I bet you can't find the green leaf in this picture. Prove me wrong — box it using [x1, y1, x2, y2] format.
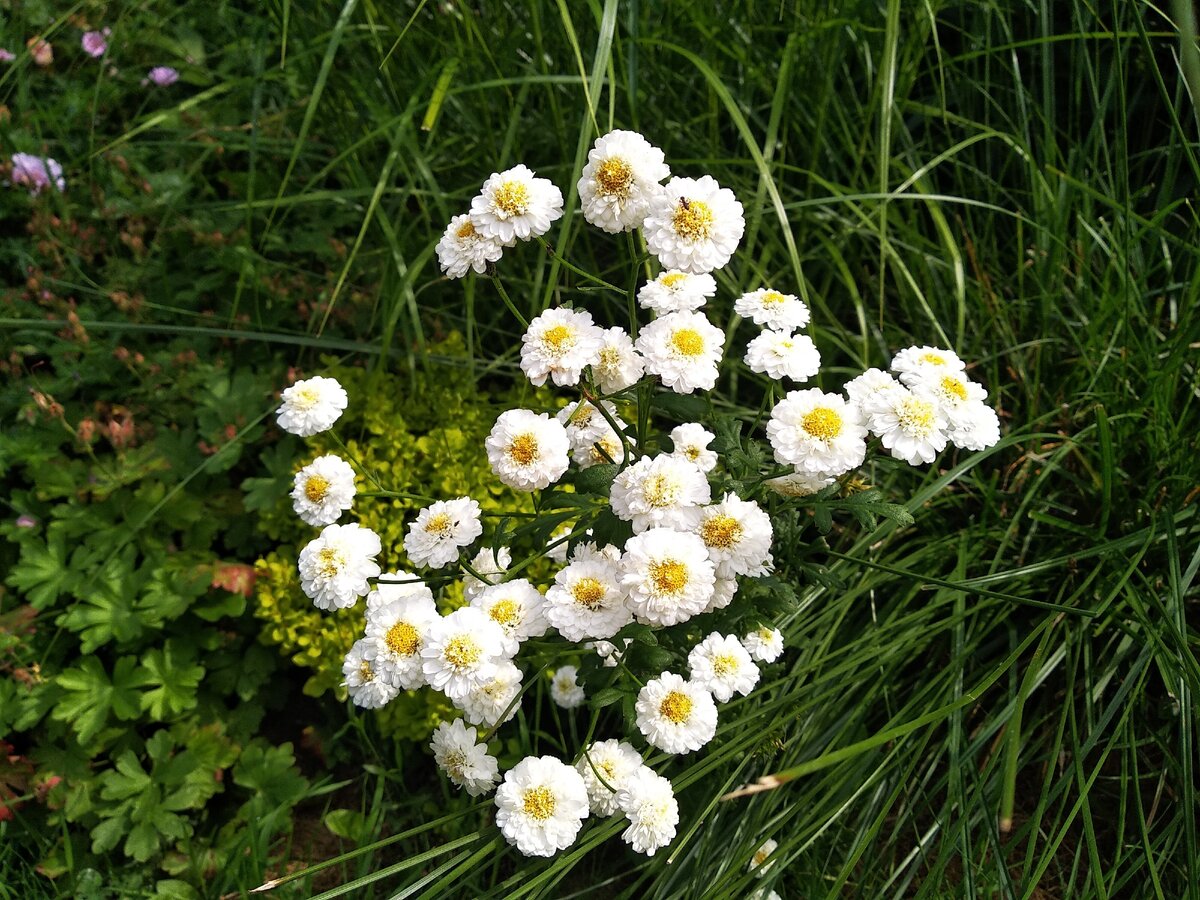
[651, 392, 710, 421]
[6, 528, 76, 609]
[573, 463, 619, 497]
[54, 657, 144, 745]
[589, 687, 624, 708]
[325, 808, 369, 842]
[138, 641, 205, 721]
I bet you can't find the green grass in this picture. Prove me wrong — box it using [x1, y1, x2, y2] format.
[3, 0, 1199, 897]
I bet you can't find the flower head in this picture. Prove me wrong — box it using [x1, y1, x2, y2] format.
[486, 409, 571, 491]
[643, 175, 745, 273]
[291, 454, 356, 526]
[621, 528, 715, 627]
[494, 756, 590, 857]
[766, 389, 867, 476]
[946, 401, 1001, 451]
[146, 66, 179, 86]
[635, 310, 725, 394]
[734, 288, 810, 332]
[845, 368, 904, 409]
[436, 212, 504, 278]
[298, 523, 382, 610]
[635, 672, 718, 754]
[637, 270, 717, 314]
[695, 493, 773, 578]
[81, 30, 109, 58]
[470, 579, 547, 656]
[764, 469, 836, 498]
[592, 326, 645, 394]
[463, 545, 512, 600]
[550, 665, 585, 709]
[616, 768, 679, 856]
[421, 607, 508, 701]
[610, 454, 711, 533]
[545, 557, 632, 642]
[745, 330, 821, 383]
[364, 577, 439, 689]
[343, 639, 399, 708]
[430, 719, 500, 797]
[863, 386, 949, 465]
[577, 130, 670, 233]
[455, 659, 523, 728]
[520, 307, 605, 388]
[276, 375, 347, 437]
[575, 739, 642, 816]
[27, 38, 53, 67]
[470, 164, 564, 245]
[750, 838, 778, 875]
[404, 497, 482, 568]
[890, 345, 966, 381]
[669, 423, 718, 473]
[688, 632, 760, 702]
[10, 153, 66, 195]
[741, 626, 784, 663]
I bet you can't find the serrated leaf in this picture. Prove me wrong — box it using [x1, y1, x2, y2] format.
[138, 641, 204, 721]
[6, 528, 76, 609]
[54, 657, 145, 745]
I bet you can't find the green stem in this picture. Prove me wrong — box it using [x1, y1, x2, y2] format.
[535, 236, 624, 292]
[491, 274, 529, 328]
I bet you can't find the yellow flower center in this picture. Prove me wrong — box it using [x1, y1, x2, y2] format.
[444, 635, 481, 669]
[941, 376, 968, 401]
[316, 547, 345, 577]
[672, 198, 714, 241]
[293, 385, 321, 409]
[761, 290, 786, 306]
[896, 397, 937, 437]
[649, 560, 688, 595]
[757, 627, 774, 641]
[425, 512, 454, 536]
[358, 660, 374, 682]
[670, 328, 705, 357]
[753, 848, 771, 866]
[597, 346, 622, 372]
[443, 750, 466, 777]
[801, 406, 843, 441]
[488, 598, 522, 629]
[508, 433, 539, 466]
[541, 324, 575, 355]
[385, 621, 421, 657]
[304, 474, 331, 503]
[492, 179, 529, 217]
[456, 220, 477, 239]
[589, 436, 620, 465]
[701, 514, 743, 550]
[571, 577, 606, 609]
[643, 473, 680, 507]
[659, 690, 693, 724]
[919, 352, 946, 366]
[711, 653, 738, 677]
[522, 785, 557, 820]
[683, 446, 701, 461]
[598, 759, 617, 779]
[595, 157, 634, 196]
[660, 272, 688, 288]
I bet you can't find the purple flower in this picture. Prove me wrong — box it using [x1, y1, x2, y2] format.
[15, 515, 37, 529]
[10, 153, 66, 195]
[146, 66, 179, 86]
[0, 48, 15, 63]
[81, 29, 110, 58]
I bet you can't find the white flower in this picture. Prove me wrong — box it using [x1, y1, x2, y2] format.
[592, 326, 645, 394]
[741, 626, 784, 663]
[734, 288, 810, 331]
[642, 175, 745, 274]
[550, 666, 586, 709]
[635, 672, 718, 754]
[695, 494, 773, 578]
[750, 838, 778, 875]
[616, 767, 679, 856]
[610, 454, 711, 533]
[588, 638, 632, 667]
[575, 740, 643, 817]
[520, 307, 605, 388]
[470, 164, 564, 245]
[635, 310, 725, 394]
[291, 454, 357, 526]
[430, 719, 500, 797]
[471, 579, 548, 656]
[863, 386, 949, 465]
[577, 130, 670, 233]
[570, 541, 622, 564]
[421, 607, 509, 701]
[573, 421, 625, 470]
[486, 409, 571, 491]
[766, 389, 868, 476]
[890, 345, 966, 381]
[455, 660, 523, 728]
[637, 270, 718, 314]
[845, 367, 904, 409]
[494, 756, 590, 857]
[435, 212, 504, 278]
[745, 330, 821, 383]
[364, 576, 439, 690]
[688, 633, 760, 702]
[404, 497, 483, 568]
[765, 469, 836, 497]
[343, 639, 399, 709]
[463, 546, 512, 600]
[276, 375, 347, 437]
[908, 370, 989, 429]
[703, 575, 739, 614]
[947, 401, 1001, 451]
[622, 528, 715, 626]
[669, 423, 717, 473]
[298, 523, 382, 610]
[545, 557, 632, 641]
[557, 400, 622, 452]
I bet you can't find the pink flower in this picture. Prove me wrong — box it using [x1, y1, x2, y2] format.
[81, 29, 109, 58]
[0, 49, 15, 63]
[146, 66, 179, 86]
[10, 153, 66, 194]
[15, 515, 37, 528]
[27, 37, 52, 67]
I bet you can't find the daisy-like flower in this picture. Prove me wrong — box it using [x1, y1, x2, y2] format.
[81, 29, 109, 58]
[642, 175, 745, 274]
[298, 523, 381, 610]
[276, 375, 348, 437]
[616, 768, 679, 857]
[435, 212, 504, 278]
[947, 401, 1001, 451]
[557, 400, 622, 452]
[494, 756, 590, 857]
[470, 164, 564, 245]
[589, 638, 632, 667]
[704, 575, 739, 614]
[550, 665, 586, 709]
[577, 130, 670, 233]
[486, 409, 571, 491]
[592, 326, 645, 394]
[741, 626, 784, 663]
[10, 153, 65, 195]
[421, 607, 509, 701]
[364, 578, 439, 690]
[575, 739, 642, 816]
[343, 639, 399, 709]
[291, 454, 356, 526]
[745, 330, 821, 383]
[669, 423, 718, 473]
[734, 288, 810, 332]
[621, 529, 715, 627]
[845, 367, 904, 409]
[695, 494, 773, 578]
[765, 469, 836, 498]
[570, 541, 623, 564]
[430, 719, 500, 797]
[463, 545, 512, 600]
[545, 557, 632, 641]
[455, 660, 523, 728]
[609, 454, 711, 533]
[766, 389, 868, 476]
[520, 307, 605, 388]
[635, 672, 718, 754]
[146, 66, 179, 86]
[750, 838, 778, 876]
[688, 633, 760, 702]
[890, 345, 966, 382]
[471, 579, 547, 655]
[908, 369, 989, 428]
[572, 421, 625, 470]
[404, 497, 483, 568]
[635, 310, 725, 394]
[636, 270, 718, 314]
[863, 386, 949, 465]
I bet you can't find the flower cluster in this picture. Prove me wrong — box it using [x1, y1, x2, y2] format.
[274, 129, 1002, 862]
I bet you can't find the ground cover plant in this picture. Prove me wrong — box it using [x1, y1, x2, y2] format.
[1, 1, 1198, 898]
